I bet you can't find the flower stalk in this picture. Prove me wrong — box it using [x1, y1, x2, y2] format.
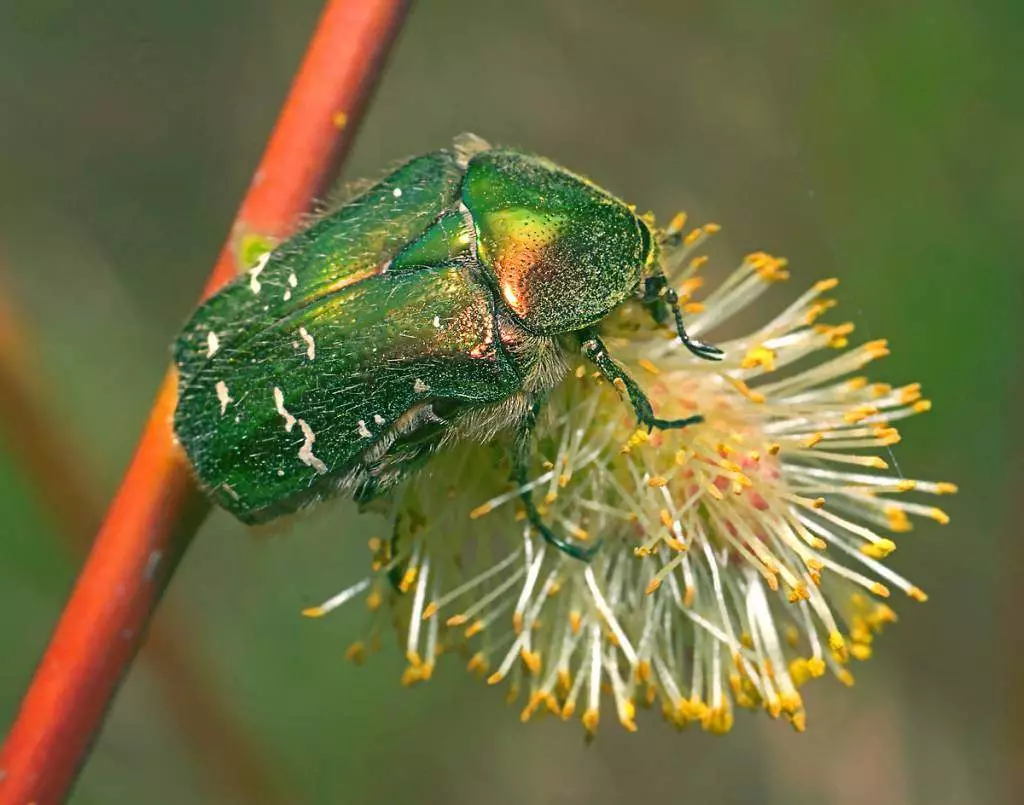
[0, 2, 410, 802]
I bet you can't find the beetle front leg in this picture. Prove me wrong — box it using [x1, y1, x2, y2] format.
[580, 330, 704, 433]
[642, 271, 724, 361]
[513, 399, 600, 562]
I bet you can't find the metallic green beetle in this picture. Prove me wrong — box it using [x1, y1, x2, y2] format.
[174, 134, 722, 559]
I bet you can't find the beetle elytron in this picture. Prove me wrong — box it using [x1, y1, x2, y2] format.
[174, 134, 722, 559]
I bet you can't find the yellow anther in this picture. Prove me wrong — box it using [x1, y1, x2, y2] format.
[895, 478, 918, 492]
[767, 442, 781, 455]
[645, 577, 662, 595]
[807, 657, 826, 677]
[897, 382, 922, 403]
[786, 583, 810, 603]
[789, 658, 811, 687]
[864, 339, 890, 358]
[688, 255, 709, 271]
[746, 251, 790, 281]
[569, 610, 583, 635]
[913, 400, 933, 413]
[866, 456, 889, 470]
[805, 300, 836, 325]
[367, 536, 383, 552]
[844, 405, 879, 424]
[466, 652, 489, 675]
[621, 428, 649, 454]
[885, 506, 913, 533]
[870, 382, 892, 397]
[936, 482, 958, 494]
[801, 432, 824, 448]
[520, 648, 542, 675]
[659, 508, 674, 529]
[512, 611, 524, 634]
[846, 376, 868, 391]
[398, 567, 417, 593]
[814, 277, 840, 292]
[836, 668, 856, 687]
[705, 481, 725, 501]
[366, 589, 382, 611]
[635, 659, 652, 683]
[907, 586, 929, 602]
[683, 302, 705, 314]
[666, 538, 687, 552]
[703, 222, 722, 234]
[445, 613, 468, 627]
[870, 582, 891, 598]
[344, 642, 366, 665]
[790, 711, 808, 732]
[582, 707, 600, 736]
[421, 602, 438, 620]
[683, 229, 703, 246]
[741, 346, 777, 372]
[668, 211, 688, 232]
[860, 539, 896, 559]
[648, 475, 668, 488]
[828, 631, 847, 655]
[680, 277, 704, 295]
[850, 643, 873, 661]
[612, 377, 628, 395]
[704, 704, 734, 733]
[683, 585, 695, 607]
[780, 691, 803, 715]
[726, 376, 766, 403]
[464, 619, 485, 637]
[619, 700, 639, 732]
[469, 502, 493, 520]
[929, 507, 950, 524]
[485, 671, 504, 686]
[401, 665, 426, 687]
[301, 606, 325, 618]
[574, 365, 586, 378]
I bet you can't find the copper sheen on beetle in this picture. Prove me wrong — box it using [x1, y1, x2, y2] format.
[173, 134, 723, 559]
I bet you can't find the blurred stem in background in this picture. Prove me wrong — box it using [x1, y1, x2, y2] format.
[0, 1, 412, 802]
[0, 280, 296, 804]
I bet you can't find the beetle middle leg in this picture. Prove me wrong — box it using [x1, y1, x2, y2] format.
[580, 330, 704, 433]
[512, 398, 600, 561]
[642, 270, 724, 361]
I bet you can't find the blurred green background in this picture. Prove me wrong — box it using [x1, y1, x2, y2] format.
[1, 1, 1019, 803]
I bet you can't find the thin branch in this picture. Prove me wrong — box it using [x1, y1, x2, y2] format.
[0, 2, 411, 802]
[0, 286, 295, 804]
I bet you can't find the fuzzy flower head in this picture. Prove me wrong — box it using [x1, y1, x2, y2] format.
[304, 214, 954, 736]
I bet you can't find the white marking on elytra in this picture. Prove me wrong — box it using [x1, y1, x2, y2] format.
[432, 315, 441, 329]
[288, 271, 298, 287]
[299, 326, 316, 360]
[372, 414, 386, 425]
[215, 380, 232, 415]
[206, 331, 220, 357]
[356, 419, 372, 439]
[392, 187, 403, 198]
[413, 378, 430, 394]
[249, 251, 271, 294]
[273, 386, 296, 432]
[283, 289, 292, 301]
[277, 469, 285, 476]
[297, 419, 327, 474]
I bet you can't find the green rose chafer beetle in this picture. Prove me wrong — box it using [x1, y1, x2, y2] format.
[173, 134, 722, 560]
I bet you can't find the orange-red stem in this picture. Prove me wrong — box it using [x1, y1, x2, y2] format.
[0, 2, 410, 802]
